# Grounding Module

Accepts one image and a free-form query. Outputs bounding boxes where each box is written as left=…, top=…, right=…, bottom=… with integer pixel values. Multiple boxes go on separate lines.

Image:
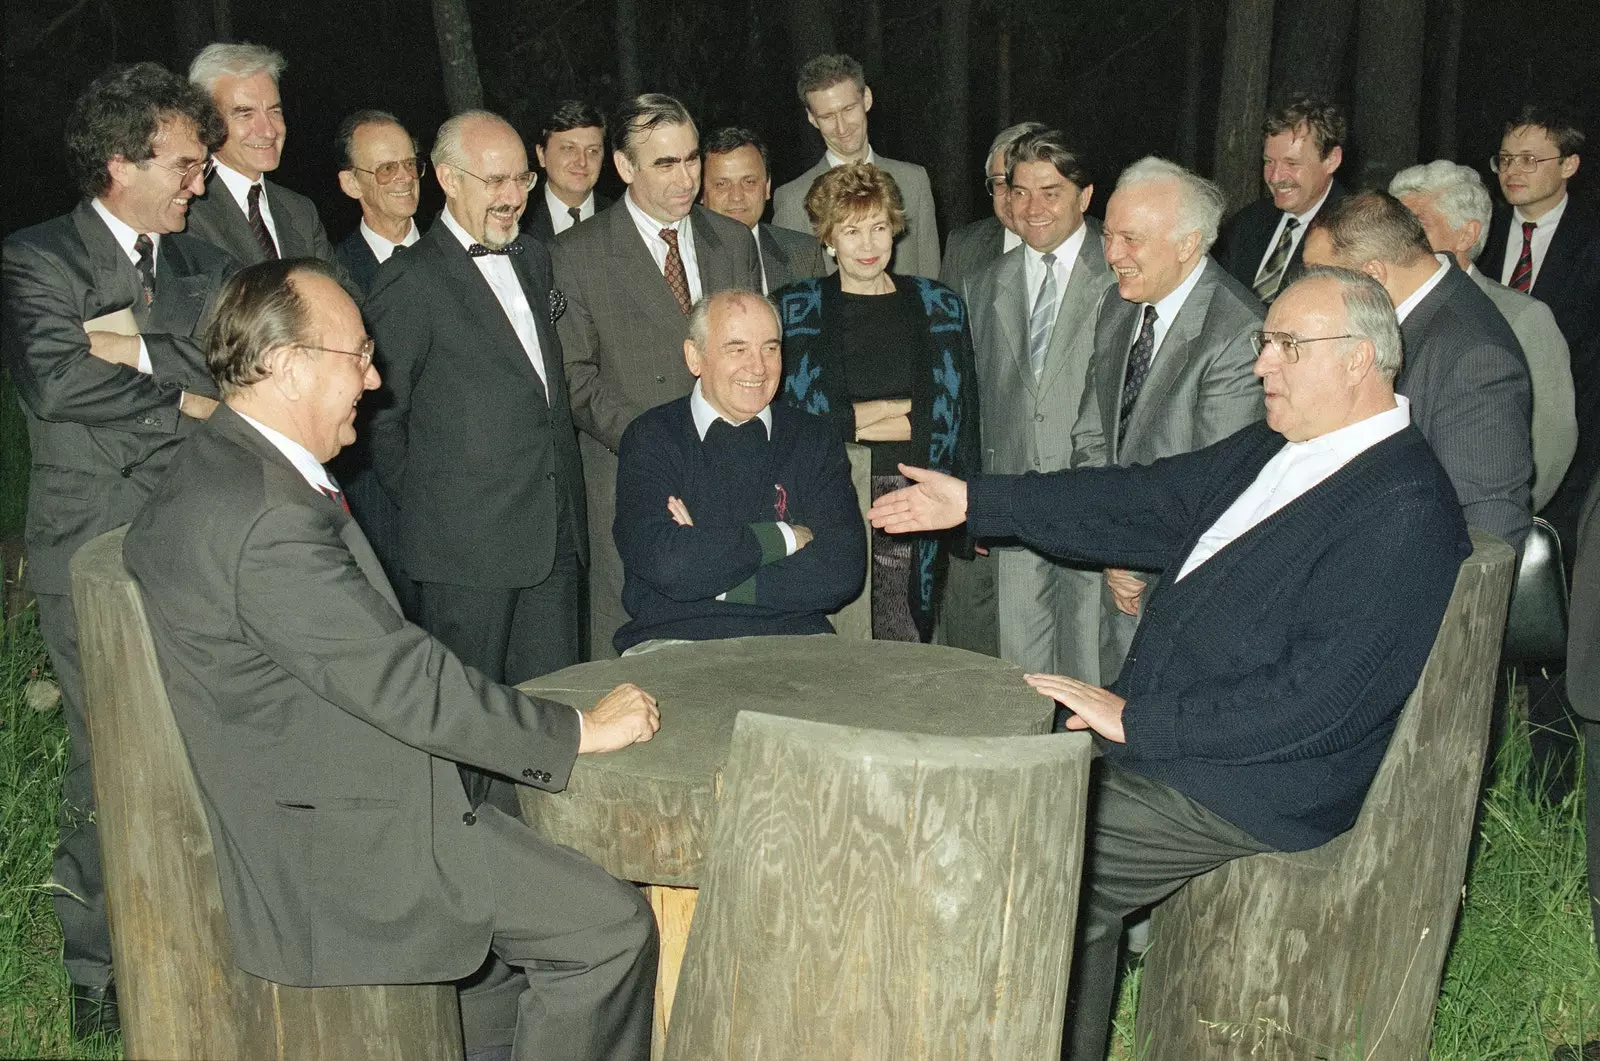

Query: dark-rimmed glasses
left=1249, top=331, right=1357, bottom=363
left=297, top=339, right=376, bottom=370
left=350, top=157, right=427, bottom=184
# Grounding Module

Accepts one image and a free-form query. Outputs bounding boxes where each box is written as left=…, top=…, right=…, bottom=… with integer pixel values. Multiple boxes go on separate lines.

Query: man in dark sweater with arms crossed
left=869, top=267, right=1472, bottom=1061
left=614, top=289, right=866, bottom=654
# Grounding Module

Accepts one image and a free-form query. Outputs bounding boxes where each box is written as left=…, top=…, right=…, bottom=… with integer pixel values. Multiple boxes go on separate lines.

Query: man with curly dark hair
left=0, top=60, right=233, bottom=1039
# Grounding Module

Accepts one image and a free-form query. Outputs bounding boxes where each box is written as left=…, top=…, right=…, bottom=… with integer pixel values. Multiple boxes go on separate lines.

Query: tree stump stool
left=70, top=527, right=462, bottom=1060
left=1135, top=530, right=1516, bottom=1060
left=665, top=710, right=1094, bottom=1060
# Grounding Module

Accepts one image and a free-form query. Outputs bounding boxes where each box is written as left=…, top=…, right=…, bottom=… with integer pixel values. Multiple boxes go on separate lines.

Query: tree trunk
left=937, top=0, right=971, bottom=232
left=785, top=0, right=836, bottom=78
left=1429, top=0, right=1464, bottom=159
left=615, top=0, right=641, bottom=100
left=171, top=0, right=204, bottom=62
left=211, top=0, right=231, bottom=41
left=1211, top=0, right=1274, bottom=214
left=741, top=0, right=763, bottom=125
left=430, top=0, right=483, bottom=114
left=1353, top=0, right=1425, bottom=188
left=1174, top=0, right=1206, bottom=168
left=859, top=0, right=884, bottom=86
left=995, top=19, right=1012, bottom=130
left=1268, top=0, right=1356, bottom=104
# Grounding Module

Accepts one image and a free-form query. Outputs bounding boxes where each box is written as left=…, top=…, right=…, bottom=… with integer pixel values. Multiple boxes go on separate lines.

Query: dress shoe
left=70, top=980, right=120, bottom=1041
left=1553, top=1042, right=1600, bottom=1061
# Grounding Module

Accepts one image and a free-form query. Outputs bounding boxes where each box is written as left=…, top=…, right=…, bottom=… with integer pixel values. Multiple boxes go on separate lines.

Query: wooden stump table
left=516, top=635, right=1057, bottom=1056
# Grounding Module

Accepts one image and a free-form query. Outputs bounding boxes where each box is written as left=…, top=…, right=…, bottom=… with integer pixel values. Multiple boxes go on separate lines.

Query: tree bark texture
left=1212, top=0, right=1275, bottom=214
left=1352, top=0, right=1426, bottom=188
left=1428, top=0, right=1465, bottom=159
left=1174, top=0, right=1207, bottom=169
left=937, top=0, right=972, bottom=232
left=430, top=0, right=484, bottom=114
left=1268, top=0, right=1357, bottom=104
left=615, top=0, right=641, bottom=101
left=784, top=0, right=836, bottom=79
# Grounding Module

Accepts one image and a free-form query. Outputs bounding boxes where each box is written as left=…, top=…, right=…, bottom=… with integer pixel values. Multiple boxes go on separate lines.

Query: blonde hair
left=803, top=162, right=906, bottom=247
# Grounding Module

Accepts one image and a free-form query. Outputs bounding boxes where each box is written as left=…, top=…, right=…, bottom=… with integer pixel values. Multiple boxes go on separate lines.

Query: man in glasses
left=867, top=267, right=1472, bottom=1061
left=937, top=121, right=1042, bottom=295
left=0, top=60, right=233, bottom=1039
left=335, top=109, right=424, bottom=296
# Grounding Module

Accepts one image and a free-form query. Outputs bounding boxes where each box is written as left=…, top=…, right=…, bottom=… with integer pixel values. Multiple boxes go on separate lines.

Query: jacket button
left=462, top=811, right=477, bottom=825
left=1034, top=414, right=1044, bottom=422
left=654, top=374, right=666, bottom=383
left=541, top=771, right=551, bottom=782
left=546, top=471, right=556, bottom=481
left=521, top=768, right=535, bottom=778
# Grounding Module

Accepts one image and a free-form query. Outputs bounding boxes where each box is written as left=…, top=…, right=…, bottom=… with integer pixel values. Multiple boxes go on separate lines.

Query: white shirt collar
left=439, top=206, right=489, bottom=251
left=825, top=144, right=876, bottom=169
left=624, top=190, right=692, bottom=244
left=545, top=184, right=595, bottom=230
left=359, top=217, right=418, bottom=263
left=1286, top=393, right=1411, bottom=458
left=1291, top=181, right=1336, bottom=225
left=90, top=198, right=158, bottom=266
left=1025, top=220, right=1088, bottom=270
left=213, top=158, right=266, bottom=213
left=689, top=379, right=772, bottom=440
left=233, top=408, right=337, bottom=493
left=1147, top=254, right=1209, bottom=325
left=1393, top=255, right=1452, bottom=324
left=1513, top=191, right=1568, bottom=228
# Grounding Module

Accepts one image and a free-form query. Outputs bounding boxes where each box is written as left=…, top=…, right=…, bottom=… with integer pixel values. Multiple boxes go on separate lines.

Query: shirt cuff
left=777, top=521, right=798, bottom=555
left=574, top=705, right=583, bottom=736
left=136, top=337, right=153, bottom=375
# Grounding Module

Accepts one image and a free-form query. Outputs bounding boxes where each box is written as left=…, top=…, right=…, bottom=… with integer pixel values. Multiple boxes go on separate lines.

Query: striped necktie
left=247, top=184, right=279, bottom=260
left=1028, top=252, right=1059, bottom=379
left=1509, top=221, right=1536, bottom=292
left=1253, top=217, right=1299, bottom=302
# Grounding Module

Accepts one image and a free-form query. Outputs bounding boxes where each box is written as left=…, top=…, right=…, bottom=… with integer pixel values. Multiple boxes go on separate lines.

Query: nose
left=364, top=363, right=381, bottom=390
left=185, top=167, right=208, bottom=196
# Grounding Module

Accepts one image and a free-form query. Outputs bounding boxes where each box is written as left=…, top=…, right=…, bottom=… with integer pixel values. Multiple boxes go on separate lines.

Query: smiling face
left=287, top=272, right=380, bottom=462
left=1262, top=126, right=1341, bottom=217
left=826, top=207, right=894, bottom=289
left=210, top=71, right=285, bottom=180
left=439, top=116, right=530, bottom=250
left=616, top=121, right=701, bottom=224
left=339, top=121, right=420, bottom=232
left=701, top=144, right=770, bottom=229
left=1254, top=278, right=1360, bottom=442
left=804, top=80, right=872, bottom=162
left=535, top=124, right=605, bottom=207
left=1102, top=179, right=1200, bottom=305
left=108, top=116, right=209, bottom=233
left=1008, top=160, right=1092, bottom=254
left=685, top=294, right=782, bottom=423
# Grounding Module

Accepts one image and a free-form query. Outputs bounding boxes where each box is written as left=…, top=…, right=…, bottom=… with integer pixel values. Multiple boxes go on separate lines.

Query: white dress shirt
left=624, top=193, right=703, bottom=304
left=439, top=209, right=550, bottom=400
left=1002, top=228, right=1023, bottom=254
left=825, top=145, right=877, bottom=169
left=545, top=185, right=597, bottom=237
left=1022, top=222, right=1088, bottom=331
left=88, top=198, right=155, bottom=374
left=1253, top=182, right=1335, bottom=283
left=1393, top=255, right=1452, bottom=324
left=1135, top=255, right=1211, bottom=361
left=213, top=159, right=282, bottom=249
left=359, top=218, right=419, bottom=264
left=1177, top=396, right=1412, bottom=580
left=1498, top=193, right=1568, bottom=290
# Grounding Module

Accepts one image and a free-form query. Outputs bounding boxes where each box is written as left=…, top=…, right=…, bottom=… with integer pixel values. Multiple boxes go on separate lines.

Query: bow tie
left=467, top=242, right=523, bottom=257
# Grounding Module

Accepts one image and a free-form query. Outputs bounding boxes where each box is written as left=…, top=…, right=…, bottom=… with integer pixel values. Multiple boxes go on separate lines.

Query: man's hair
left=430, top=109, right=514, bottom=170
left=1006, top=129, right=1092, bottom=190
left=188, top=42, right=287, bottom=94
left=1115, top=156, right=1226, bottom=254
left=686, top=288, right=780, bottom=348
left=702, top=126, right=770, bottom=176
left=803, top=161, right=906, bottom=245
left=1389, top=160, right=1494, bottom=260
left=985, top=120, right=1045, bottom=174
left=541, top=100, right=606, bottom=145
left=612, top=93, right=696, bottom=164
left=1262, top=96, right=1347, bottom=159
left=1297, top=266, right=1404, bottom=379
left=206, top=258, right=336, bottom=396
left=1307, top=190, right=1434, bottom=267
left=1504, top=103, right=1586, bottom=158
left=65, top=62, right=226, bottom=199
left=796, top=53, right=866, bottom=105
left=334, top=109, right=412, bottom=170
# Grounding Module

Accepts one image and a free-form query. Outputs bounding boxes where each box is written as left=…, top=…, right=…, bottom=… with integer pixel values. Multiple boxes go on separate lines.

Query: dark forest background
left=2, top=0, right=1596, bottom=246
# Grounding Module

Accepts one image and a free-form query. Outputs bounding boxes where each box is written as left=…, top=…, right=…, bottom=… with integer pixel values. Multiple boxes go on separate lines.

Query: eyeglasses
left=984, top=175, right=1007, bottom=194
left=350, top=157, right=427, bottom=184
left=453, top=166, right=537, bottom=194
left=1249, top=330, right=1357, bottom=363
left=1490, top=153, right=1565, bottom=174
left=297, top=339, right=376, bottom=370
left=145, top=156, right=215, bottom=184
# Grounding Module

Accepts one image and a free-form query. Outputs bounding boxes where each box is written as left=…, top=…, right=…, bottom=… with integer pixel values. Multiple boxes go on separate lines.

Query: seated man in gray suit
left=1390, top=160, right=1576, bottom=512
left=771, top=53, right=940, bottom=278
left=0, top=61, right=232, bottom=1036
left=1072, top=156, right=1265, bottom=684
left=938, top=121, right=1042, bottom=294
left=125, top=258, right=661, bottom=1061
left=701, top=127, right=827, bottom=295
left=1303, top=191, right=1533, bottom=552
left=952, top=129, right=1111, bottom=678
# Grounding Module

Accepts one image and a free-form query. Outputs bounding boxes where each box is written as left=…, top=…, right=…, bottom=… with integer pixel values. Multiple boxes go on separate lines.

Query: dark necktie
left=567, top=206, right=582, bottom=224
left=1253, top=216, right=1299, bottom=302
left=133, top=234, right=156, bottom=307
left=467, top=241, right=524, bottom=257
left=1509, top=220, right=1536, bottom=293
left=317, top=484, right=351, bottom=515
left=1118, top=304, right=1159, bottom=438
left=246, top=183, right=279, bottom=260
left=660, top=227, right=692, bottom=315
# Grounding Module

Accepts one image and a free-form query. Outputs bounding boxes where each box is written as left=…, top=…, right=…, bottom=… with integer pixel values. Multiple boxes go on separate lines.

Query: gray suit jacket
left=941, top=215, right=1007, bottom=294
left=124, top=404, right=581, bottom=987
left=1, top=200, right=229, bottom=596
left=1397, top=264, right=1533, bottom=551
left=185, top=173, right=356, bottom=299
left=759, top=222, right=827, bottom=293
left=1469, top=266, right=1577, bottom=511
left=1072, top=257, right=1266, bottom=680
left=771, top=152, right=941, bottom=279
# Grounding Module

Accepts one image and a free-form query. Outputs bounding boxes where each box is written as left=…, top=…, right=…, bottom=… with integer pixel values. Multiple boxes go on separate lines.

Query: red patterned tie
left=660, top=227, right=692, bottom=315
left=1509, top=221, right=1535, bottom=293
left=318, top=485, right=351, bottom=514
left=133, top=234, right=156, bottom=307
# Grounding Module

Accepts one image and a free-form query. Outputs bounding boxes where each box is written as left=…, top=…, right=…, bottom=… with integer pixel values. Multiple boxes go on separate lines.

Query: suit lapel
left=145, top=234, right=215, bottom=338
left=991, top=250, right=1033, bottom=392
left=1536, top=205, right=1584, bottom=296
left=1094, top=291, right=1139, bottom=455
left=507, top=239, right=560, bottom=410
left=1037, top=221, right=1108, bottom=395
left=691, top=206, right=728, bottom=293
left=1125, top=262, right=1215, bottom=440
left=70, top=201, right=142, bottom=322
left=603, top=201, right=686, bottom=334
left=426, top=224, right=551, bottom=406
left=194, top=176, right=264, bottom=264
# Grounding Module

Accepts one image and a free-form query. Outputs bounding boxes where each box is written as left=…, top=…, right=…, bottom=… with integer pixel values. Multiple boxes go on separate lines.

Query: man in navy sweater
left=870, top=267, right=1472, bottom=1061
left=613, top=289, right=866, bottom=654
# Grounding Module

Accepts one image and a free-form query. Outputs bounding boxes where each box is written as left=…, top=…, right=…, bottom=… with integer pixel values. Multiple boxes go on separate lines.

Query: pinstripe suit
left=955, top=220, right=1112, bottom=678
left=1071, top=257, right=1265, bottom=682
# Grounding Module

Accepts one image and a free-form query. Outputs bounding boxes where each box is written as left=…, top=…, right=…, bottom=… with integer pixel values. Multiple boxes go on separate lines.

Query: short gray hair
left=431, top=109, right=513, bottom=170
left=687, top=289, right=779, bottom=349
left=1115, top=156, right=1226, bottom=254
left=1388, top=160, right=1494, bottom=261
left=1295, top=266, right=1404, bottom=379
left=188, top=42, right=286, bottom=94
left=985, top=121, right=1044, bottom=173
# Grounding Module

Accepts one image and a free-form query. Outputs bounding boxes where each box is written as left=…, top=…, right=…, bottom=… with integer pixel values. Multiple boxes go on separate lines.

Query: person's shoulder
left=553, top=198, right=623, bottom=254
left=874, top=153, right=932, bottom=183
left=3, top=209, right=77, bottom=255
left=620, top=395, right=692, bottom=452
left=693, top=204, right=757, bottom=243
left=1198, top=257, right=1267, bottom=323
left=765, top=222, right=815, bottom=253
left=262, top=177, right=318, bottom=217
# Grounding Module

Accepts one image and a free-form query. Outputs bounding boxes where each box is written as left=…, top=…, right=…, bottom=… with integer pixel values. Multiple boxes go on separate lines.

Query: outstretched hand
left=866, top=464, right=969, bottom=534
left=1023, top=672, right=1127, bottom=743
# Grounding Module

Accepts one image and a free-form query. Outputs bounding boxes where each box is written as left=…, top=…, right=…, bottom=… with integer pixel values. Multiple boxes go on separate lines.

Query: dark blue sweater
left=968, top=419, right=1472, bottom=850
left=613, top=397, right=867, bottom=653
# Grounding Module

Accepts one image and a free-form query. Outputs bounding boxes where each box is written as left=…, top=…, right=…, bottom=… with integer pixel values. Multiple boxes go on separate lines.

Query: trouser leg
left=35, top=592, right=113, bottom=988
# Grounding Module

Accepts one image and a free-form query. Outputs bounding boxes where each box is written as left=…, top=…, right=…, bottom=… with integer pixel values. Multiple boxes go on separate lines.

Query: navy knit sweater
left=968, top=419, right=1472, bottom=850
left=613, top=397, right=867, bottom=653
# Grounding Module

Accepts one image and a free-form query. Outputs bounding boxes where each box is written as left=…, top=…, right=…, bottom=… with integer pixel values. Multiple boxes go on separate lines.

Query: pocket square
left=549, top=288, right=567, bottom=323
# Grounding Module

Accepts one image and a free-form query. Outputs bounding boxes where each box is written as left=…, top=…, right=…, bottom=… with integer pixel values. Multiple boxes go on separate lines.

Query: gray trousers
left=36, top=592, right=114, bottom=988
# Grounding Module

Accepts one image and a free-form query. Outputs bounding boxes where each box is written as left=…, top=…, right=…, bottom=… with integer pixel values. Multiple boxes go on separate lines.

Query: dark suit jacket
left=940, top=214, right=1007, bottom=293
left=524, top=188, right=613, bottom=244
left=365, top=221, right=587, bottom=589
left=334, top=226, right=381, bottom=297
left=759, top=222, right=827, bottom=293
left=1396, top=264, right=1533, bottom=551
left=1216, top=180, right=1347, bottom=295
left=124, top=403, right=580, bottom=986
left=0, top=200, right=229, bottom=596
left=186, top=172, right=358, bottom=300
